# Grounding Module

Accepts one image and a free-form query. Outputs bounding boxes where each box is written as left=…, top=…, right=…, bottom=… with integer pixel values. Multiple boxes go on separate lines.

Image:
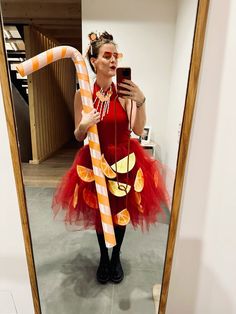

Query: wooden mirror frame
left=0, top=1, right=210, bottom=313
left=0, top=10, right=41, bottom=314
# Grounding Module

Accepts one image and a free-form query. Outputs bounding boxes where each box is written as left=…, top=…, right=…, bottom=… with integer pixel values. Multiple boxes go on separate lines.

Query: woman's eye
left=103, top=53, right=111, bottom=59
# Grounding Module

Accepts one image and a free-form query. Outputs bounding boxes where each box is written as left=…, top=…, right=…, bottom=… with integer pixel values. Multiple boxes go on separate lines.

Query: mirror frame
left=0, top=10, right=41, bottom=314
left=159, top=1, right=210, bottom=312
left=0, top=1, right=210, bottom=313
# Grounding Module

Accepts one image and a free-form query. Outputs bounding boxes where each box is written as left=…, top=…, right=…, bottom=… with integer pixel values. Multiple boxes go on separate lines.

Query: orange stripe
left=94, top=175, right=106, bottom=188
left=104, top=231, right=116, bottom=245
left=16, top=64, right=25, bottom=77
left=32, top=56, right=39, bottom=71
left=77, top=72, right=89, bottom=82
left=61, top=47, right=67, bottom=58
left=89, top=140, right=100, bottom=151
left=80, top=88, right=92, bottom=99
left=74, top=60, right=86, bottom=66
left=91, top=157, right=101, bottom=168
left=97, top=193, right=110, bottom=207
left=83, top=104, right=92, bottom=113
left=88, top=125, right=97, bottom=134
left=100, top=212, right=113, bottom=225
left=47, top=50, right=53, bottom=64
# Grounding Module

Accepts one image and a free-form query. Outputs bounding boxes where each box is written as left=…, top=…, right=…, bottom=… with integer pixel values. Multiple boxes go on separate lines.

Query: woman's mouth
left=110, top=66, right=116, bottom=70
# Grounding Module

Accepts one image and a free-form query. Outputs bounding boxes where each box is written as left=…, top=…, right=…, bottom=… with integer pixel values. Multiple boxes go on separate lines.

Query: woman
left=52, top=32, right=169, bottom=284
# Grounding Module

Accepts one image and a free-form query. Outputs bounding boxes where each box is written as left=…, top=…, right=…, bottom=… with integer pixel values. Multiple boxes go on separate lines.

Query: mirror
left=0, top=0, right=209, bottom=313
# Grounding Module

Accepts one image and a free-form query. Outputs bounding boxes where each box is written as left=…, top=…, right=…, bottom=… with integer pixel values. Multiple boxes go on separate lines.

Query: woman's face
left=93, top=43, right=119, bottom=78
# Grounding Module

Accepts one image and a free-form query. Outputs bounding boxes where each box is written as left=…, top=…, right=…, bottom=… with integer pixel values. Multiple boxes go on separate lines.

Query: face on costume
left=93, top=43, right=119, bottom=78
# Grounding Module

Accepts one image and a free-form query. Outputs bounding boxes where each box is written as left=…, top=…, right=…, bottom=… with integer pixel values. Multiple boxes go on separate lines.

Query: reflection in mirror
left=1, top=0, right=199, bottom=313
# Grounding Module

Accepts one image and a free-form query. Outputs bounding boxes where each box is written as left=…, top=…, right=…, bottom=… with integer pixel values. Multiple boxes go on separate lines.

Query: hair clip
left=88, top=32, right=98, bottom=43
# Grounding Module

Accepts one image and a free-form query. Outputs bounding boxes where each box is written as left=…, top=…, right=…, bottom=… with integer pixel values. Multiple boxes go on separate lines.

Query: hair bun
left=99, top=31, right=113, bottom=41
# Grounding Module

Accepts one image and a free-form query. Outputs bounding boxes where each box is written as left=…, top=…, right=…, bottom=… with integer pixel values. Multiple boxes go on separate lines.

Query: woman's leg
left=110, top=226, right=126, bottom=283
left=96, top=231, right=110, bottom=283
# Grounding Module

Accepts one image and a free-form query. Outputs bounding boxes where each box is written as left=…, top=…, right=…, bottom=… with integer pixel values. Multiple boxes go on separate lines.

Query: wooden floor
left=22, top=146, right=78, bottom=187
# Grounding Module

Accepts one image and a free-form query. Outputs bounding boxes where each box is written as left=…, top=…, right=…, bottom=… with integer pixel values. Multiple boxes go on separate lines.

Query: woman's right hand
left=80, top=108, right=100, bottom=129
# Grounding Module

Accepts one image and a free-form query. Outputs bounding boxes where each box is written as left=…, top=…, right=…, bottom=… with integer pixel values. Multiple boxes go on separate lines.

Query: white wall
left=82, top=0, right=177, bottom=158
left=166, top=0, right=236, bottom=313
left=0, top=85, right=34, bottom=313
left=164, top=0, right=198, bottom=172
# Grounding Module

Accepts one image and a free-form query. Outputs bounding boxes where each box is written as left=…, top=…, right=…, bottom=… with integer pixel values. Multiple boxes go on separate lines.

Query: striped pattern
left=23, top=27, right=75, bottom=164
left=16, top=46, right=116, bottom=248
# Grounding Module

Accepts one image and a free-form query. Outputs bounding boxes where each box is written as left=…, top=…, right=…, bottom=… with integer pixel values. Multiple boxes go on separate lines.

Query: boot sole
left=110, top=272, right=124, bottom=284
left=96, top=275, right=110, bottom=284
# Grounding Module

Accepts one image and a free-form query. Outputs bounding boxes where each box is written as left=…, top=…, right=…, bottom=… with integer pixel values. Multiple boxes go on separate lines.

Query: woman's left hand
left=118, top=79, right=145, bottom=105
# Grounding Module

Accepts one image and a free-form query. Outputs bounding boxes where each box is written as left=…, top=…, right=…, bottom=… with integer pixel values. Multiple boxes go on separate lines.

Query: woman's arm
left=118, top=80, right=146, bottom=136
left=124, top=99, right=146, bottom=135
left=74, top=90, right=100, bottom=141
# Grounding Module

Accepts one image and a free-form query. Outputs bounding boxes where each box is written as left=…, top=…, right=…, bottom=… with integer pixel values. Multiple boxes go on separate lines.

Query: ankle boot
left=109, top=226, right=126, bottom=283
left=96, top=256, right=110, bottom=284
left=110, top=251, right=124, bottom=283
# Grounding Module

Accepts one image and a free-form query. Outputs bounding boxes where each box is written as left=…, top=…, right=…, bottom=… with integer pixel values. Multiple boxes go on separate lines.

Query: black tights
left=96, top=226, right=126, bottom=262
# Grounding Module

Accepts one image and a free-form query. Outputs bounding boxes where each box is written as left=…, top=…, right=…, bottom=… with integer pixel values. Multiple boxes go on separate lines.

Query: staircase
left=4, top=24, right=32, bottom=162
left=4, top=24, right=28, bottom=103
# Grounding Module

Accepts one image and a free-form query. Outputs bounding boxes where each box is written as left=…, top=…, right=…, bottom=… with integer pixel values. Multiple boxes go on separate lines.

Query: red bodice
left=93, top=82, right=131, bottom=152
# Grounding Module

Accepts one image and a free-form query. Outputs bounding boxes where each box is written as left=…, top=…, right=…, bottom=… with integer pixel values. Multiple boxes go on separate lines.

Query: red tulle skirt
left=52, top=139, right=169, bottom=233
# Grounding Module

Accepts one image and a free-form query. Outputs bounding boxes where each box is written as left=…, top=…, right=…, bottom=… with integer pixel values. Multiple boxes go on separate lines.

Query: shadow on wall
left=12, top=84, right=32, bottom=162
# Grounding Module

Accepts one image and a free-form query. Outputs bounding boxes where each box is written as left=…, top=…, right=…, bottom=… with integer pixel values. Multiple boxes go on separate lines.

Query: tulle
left=52, top=139, right=169, bottom=233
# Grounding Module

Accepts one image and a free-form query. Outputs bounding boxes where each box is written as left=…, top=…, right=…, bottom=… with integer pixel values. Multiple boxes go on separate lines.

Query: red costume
left=52, top=82, right=169, bottom=232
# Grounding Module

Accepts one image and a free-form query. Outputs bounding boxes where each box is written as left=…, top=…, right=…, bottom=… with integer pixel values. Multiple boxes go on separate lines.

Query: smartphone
left=116, top=67, right=131, bottom=97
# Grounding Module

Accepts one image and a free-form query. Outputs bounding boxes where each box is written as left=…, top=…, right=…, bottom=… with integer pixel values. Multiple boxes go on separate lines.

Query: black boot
left=96, top=231, right=110, bottom=284
left=110, top=226, right=126, bottom=283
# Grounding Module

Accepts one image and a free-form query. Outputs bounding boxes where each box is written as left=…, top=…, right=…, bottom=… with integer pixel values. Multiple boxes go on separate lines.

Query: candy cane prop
left=16, top=46, right=116, bottom=248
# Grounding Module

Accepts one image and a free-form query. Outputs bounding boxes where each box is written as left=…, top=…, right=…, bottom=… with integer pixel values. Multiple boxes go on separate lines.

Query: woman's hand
left=74, top=108, right=100, bottom=141
left=118, top=79, right=145, bottom=106
left=80, top=108, right=100, bottom=129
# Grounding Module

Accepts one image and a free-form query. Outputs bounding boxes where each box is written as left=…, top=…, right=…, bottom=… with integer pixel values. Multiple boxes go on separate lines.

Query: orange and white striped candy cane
left=16, top=46, right=116, bottom=248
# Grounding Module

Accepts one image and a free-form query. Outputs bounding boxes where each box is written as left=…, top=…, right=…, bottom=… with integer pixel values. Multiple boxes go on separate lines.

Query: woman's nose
left=110, top=55, right=117, bottom=63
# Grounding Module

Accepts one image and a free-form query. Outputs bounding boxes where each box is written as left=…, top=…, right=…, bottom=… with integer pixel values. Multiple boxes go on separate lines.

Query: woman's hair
left=87, top=31, right=116, bottom=73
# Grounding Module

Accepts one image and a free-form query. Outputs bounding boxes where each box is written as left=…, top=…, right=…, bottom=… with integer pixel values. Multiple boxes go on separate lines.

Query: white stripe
left=76, top=64, right=87, bottom=73
left=93, top=166, right=103, bottom=177
left=72, top=52, right=83, bottom=61
left=73, top=55, right=86, bottom=63
left=99, top=204, right=111, bottom=215
left=76, top=66, right=87, bottom=75
left=53, top=48, right=63, bottom=61
left=96, top=184, right=108, bottom=196
left=106, top=242, right=115, bottom=248
left=102, top=223, right=114, bottom=235
left=75, top=64, right=87, bottom=72
left=81, top=97, right=93, bottom=107
left=54, top=46, right=63, bottom=55
left=65, top=46, right=76, bottom=57
left=78, top=80, right=91, bottom=91
left=90, top=148, right=101, bottom=160
left=38, top=53, right=48, bottom=68
left=88, top=132, right=99, bottom=143
left=24, top=61, right=34, bottom=75
left=76, top=53, right=84, bottom=62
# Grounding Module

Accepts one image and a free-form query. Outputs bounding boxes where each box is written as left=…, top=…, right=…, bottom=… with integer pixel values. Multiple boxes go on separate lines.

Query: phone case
left=116, top=67, right=131, bottom=97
